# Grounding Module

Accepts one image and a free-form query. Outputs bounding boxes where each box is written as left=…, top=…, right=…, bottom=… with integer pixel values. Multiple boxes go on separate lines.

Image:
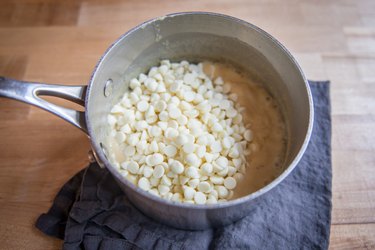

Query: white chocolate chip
left=206, top=195, right=218, bottom=204
left=183, top=186, right=195, bottom=200
left=137, top=100, right=149, bottom=112
left=215, top=156, right=229, bottom=170
left=127, top=161, right=139, bottom=174
left=244, top=129, right=253, bottom=141
left=194, top=192, right=207, bottom=204
left=185, top=154, right=200, bottom=167
left=188, top=178, right=200, bottom=188
left=182, top=143, right=195, bottom=154
left=138, top=177, right=151, bottom=191
left=224, top=177, right=237, bottom=190
left=145, top=78, right=158, bottom=92
left=201, top=163, right=213, bottom=174
left=150, top=126, right=162, bottom=137
left=146, top=153, right=164, bottom=166
left=143, top=166, right=153, bottom=178
left=165, top=127, right=179, bottom=139
left=158, top=184, right=170, bottom=195
left=217, top=186, right=229, bottom=198
left=153, top=165, right=165, bottom=179
left=175, top=134, right=188, bottom=146
left=198, top=181, right=211, bottom=193
left=171, top=193, right=182, bottom=202
left=163, top=145, right=177, bottom=157
left=149, top=188, right=160, bottom=197
left=149, top=140, right=159, bottom=153
left=170, top=160, right=184, bottom=174
left=196, top=145, right=206, bottom=158
left=210, top=141, right=222, bottom=153
left=233, top=173, right=245, bottom=182
left=185, top=166, right=199, bottom=178
left=161, top=175, right=172, bottom=186
left=210, top=176, right=224, bottom=185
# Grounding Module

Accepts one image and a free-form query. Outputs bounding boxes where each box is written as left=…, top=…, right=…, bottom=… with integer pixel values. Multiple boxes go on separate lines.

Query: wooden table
left=0, top=0, right=374, bottom=249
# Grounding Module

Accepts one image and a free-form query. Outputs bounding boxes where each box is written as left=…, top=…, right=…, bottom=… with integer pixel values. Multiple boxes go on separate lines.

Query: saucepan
left=0, top=12, right=313, bottom=230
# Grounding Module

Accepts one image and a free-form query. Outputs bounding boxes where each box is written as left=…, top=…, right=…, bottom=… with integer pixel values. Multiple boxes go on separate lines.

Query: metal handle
left=0, top=76, right=88, bottom=134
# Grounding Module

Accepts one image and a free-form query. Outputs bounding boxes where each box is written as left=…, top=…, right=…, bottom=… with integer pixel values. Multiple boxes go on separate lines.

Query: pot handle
left=0, top=76, right=88, bottom=134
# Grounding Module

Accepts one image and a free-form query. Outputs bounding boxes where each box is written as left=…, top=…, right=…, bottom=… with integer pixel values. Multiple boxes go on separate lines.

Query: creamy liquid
left=107, top=61, right=287, bottom=199
left=202, top=62, right=286, bottom=198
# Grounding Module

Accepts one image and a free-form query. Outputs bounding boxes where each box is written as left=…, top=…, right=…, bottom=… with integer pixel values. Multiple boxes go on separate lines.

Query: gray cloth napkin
left=36, top=81, right=332, bottom=250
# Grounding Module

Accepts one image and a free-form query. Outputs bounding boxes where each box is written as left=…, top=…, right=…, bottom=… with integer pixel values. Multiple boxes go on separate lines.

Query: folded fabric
left=36, top=81, right=332, bottom=250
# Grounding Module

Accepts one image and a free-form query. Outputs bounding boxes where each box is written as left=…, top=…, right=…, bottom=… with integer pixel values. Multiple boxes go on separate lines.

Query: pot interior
left=87, top=13, right=311, bottom=197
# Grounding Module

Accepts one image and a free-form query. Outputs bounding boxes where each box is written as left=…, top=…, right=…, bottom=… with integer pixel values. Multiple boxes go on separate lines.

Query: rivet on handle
left=104, top=79, right=113, bottom=97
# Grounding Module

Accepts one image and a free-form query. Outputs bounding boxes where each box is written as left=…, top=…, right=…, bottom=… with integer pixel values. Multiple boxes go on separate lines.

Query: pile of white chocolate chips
left=107, top=60, right=253, bottom=204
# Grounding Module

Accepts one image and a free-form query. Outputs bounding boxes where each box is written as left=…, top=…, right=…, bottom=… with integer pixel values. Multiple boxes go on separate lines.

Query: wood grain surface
left=0, top=0, right=374, bottom=249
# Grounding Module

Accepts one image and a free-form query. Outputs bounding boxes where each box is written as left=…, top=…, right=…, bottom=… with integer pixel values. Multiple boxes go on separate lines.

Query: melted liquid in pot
left=202, top=62, right=287, bottom=198
left=107, top=61, right=287, bottom=199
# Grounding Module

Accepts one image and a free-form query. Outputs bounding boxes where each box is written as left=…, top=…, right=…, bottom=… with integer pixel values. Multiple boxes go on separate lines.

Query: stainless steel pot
left=0, top=12, right=313, bottom=230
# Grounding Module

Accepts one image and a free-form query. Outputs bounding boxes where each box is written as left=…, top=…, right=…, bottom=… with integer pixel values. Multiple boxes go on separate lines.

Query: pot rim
left=86, top=11, right=314, bottom=210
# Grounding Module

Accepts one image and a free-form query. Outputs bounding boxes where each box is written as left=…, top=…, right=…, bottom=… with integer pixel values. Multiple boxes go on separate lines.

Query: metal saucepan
left=0, top=12, right=313, bottom=230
